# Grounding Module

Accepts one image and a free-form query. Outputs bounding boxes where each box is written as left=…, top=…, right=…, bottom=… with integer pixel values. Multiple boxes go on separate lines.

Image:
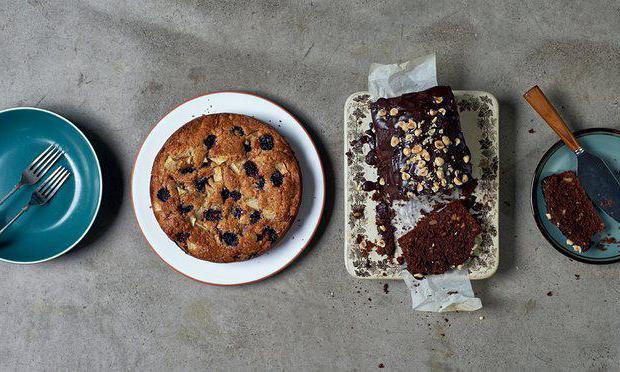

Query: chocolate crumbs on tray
left=367, top=86, right=478, bottom=262
left=601, top=198, right=614, bottom=208
left=345, top=91, right=499, bottom=279
left=351, top=205, right=365, bottom=220
left=345, top=150, right=354, bottom=166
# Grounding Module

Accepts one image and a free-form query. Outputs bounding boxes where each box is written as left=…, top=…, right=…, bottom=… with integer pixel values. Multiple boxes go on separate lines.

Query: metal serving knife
left=524, top=85, right=620, bottom=222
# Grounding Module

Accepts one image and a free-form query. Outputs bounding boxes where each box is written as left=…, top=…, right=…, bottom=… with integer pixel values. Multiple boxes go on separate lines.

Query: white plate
left=132, top=91, right=325, bottom=285
left=344, top=91, right=499, bottom=280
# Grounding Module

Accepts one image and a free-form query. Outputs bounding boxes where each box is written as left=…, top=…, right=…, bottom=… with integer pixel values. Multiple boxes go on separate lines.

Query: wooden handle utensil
left=523, top=85, right=582, bottom=153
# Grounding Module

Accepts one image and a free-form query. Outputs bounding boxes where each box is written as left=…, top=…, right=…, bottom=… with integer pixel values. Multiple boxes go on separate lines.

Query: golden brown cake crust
left=150, top=113, right=302, bottom=263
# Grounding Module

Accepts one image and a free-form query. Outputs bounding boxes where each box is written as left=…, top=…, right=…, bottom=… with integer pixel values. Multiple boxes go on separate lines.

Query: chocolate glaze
left=370, top=86, right=473, bottom=201
left=363, top=86, right=477, bottom=259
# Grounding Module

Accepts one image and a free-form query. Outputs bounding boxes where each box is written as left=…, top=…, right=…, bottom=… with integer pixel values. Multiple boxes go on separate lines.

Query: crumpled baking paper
left=368, top=54, right=437, bottom=99
left=402, top=269, right=482, bottom=312
left=368, top=54, right=482, bottom=312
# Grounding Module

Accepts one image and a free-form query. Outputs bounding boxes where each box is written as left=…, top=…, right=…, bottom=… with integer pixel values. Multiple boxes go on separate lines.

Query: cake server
left=524, top=85, right=620, bottom=222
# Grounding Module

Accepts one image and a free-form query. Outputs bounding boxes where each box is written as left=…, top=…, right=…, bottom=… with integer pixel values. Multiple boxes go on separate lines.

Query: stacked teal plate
left=532, top=128, right=620, bottom=263
left=0, top=108, right=102, bottom=263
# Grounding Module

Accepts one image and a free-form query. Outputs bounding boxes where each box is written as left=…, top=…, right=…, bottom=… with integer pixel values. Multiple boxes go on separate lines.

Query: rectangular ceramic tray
left=344, top=91, right=500, bottom=280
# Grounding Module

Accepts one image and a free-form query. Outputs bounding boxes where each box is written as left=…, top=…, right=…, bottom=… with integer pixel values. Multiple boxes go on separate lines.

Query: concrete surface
left=1, top=0, right=619, bottom=370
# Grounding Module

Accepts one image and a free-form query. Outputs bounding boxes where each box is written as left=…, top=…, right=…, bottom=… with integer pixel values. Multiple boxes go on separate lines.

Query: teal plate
left=0, top=107, right=102, bottom=263
left=532, top=128, right=620, bottom=264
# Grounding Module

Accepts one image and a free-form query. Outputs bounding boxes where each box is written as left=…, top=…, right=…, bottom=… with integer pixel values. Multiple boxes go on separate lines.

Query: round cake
left=150, top=113, right=302, bottom=263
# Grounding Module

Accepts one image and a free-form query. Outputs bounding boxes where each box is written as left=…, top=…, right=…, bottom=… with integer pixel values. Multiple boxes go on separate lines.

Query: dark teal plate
left=532, top=128, right=620, bottom=264
left=0, top=108, right=101, bottom=263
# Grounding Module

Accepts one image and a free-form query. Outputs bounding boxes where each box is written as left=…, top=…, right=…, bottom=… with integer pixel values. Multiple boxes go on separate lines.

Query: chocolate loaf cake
left=369, top=86, right=473, bottom=201
left=398, top=200, right=481, bottom=276
left=542, top=171, right=605, bottom=252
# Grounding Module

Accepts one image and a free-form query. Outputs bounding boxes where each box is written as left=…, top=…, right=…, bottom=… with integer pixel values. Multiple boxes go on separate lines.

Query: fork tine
left=43, top=170, right=70, bottom=200
left=34, top=148, right=64, bottom=177
left=32, top=145, right=62, bottom=175
left=39, top=172, right=66, bottom=199
left=28, top=144, right=56, bottom=170
left=41, top=168, right=69, bottom=196
left=36, top=167, right=64, bottom=193
left=30, top=145, right=59, bottom=174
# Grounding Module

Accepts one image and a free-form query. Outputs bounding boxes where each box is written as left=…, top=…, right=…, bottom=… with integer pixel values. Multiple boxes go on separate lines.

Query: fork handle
left=0, top=204, right=30, bottom=235
left=0, top=184, right=22, bottom=206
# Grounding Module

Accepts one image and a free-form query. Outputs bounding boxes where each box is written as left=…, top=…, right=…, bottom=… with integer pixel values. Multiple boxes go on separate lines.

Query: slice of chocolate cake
left=370, top=86, right=473, bottom=201
left=398, top=200, right=481, bottom=276
left=542, top=171, right=605, bottom=252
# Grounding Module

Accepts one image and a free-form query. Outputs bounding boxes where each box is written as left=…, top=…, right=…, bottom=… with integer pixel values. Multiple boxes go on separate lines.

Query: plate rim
left=0, top=106, right=103, bottom=264
left=530, top=127, right=620, bottom=264
left=130, top=90, right=326, bottom=286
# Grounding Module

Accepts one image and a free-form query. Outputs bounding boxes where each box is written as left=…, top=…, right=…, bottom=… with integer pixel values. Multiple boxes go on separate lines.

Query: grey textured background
left=1, top=0, right=619, bottom=370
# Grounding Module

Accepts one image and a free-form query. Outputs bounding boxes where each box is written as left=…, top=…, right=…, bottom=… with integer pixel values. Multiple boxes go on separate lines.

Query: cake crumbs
left=596, top=236, right=618, bottom=251
left=351, top=205, right=365, bottom=220
left=601, top=198, right=614, bottom=208
left=345, top=150, right=354, bottom=166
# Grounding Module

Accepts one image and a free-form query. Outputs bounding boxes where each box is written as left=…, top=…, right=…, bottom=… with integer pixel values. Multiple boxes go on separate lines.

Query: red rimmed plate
left=131, top=92, right=325, bottom=285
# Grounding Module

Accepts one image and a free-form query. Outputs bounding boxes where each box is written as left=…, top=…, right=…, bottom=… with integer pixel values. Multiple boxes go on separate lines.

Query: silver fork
left=0, top=166, right=71, bottom=235
left=0, top=144, right=65, bottom=206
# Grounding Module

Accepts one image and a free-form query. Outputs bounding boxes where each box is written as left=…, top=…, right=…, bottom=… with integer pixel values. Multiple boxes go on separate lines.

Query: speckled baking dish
left=344, top=91, right=500, bottom=280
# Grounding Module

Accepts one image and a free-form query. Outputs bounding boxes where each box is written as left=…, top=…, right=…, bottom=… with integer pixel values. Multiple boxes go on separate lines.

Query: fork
left=0, top=144, right=65, bottom=206
left=0, top=166, right=71, bottom=235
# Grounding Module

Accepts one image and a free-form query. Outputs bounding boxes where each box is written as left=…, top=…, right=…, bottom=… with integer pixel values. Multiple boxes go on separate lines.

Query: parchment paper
left=368, top=54, right=482, bottom=312
left=368, top=54, right=437, bottom=99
